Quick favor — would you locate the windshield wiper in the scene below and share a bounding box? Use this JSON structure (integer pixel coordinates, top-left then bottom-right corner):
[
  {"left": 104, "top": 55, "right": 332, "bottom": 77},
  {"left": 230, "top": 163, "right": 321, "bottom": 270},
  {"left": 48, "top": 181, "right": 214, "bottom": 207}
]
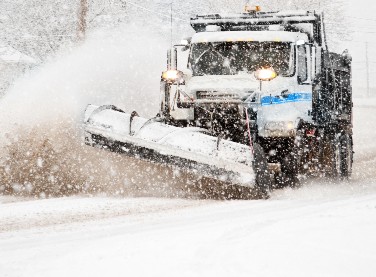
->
[{"left": 194, "top": 44, "right": 227, "bottom": 64}]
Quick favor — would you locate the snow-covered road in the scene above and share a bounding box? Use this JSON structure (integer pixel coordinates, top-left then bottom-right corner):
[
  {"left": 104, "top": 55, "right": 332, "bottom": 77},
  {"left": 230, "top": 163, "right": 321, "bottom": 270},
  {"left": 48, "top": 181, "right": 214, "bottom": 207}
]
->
[{"left": 0, "top": 101, "right": 376, "bottom": 277}]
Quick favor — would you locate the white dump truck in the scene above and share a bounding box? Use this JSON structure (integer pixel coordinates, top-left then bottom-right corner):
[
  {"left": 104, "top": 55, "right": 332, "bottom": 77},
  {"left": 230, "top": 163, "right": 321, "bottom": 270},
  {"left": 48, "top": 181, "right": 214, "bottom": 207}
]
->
[{"left": 84, "top": 7, "right": 353, "bottom": 198}]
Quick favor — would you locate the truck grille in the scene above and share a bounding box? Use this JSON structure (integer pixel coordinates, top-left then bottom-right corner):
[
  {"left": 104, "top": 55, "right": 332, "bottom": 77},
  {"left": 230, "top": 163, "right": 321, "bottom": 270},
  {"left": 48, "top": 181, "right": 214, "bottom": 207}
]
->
[{"left": 196, "top": 91, "right": 239, "bottom": 100}]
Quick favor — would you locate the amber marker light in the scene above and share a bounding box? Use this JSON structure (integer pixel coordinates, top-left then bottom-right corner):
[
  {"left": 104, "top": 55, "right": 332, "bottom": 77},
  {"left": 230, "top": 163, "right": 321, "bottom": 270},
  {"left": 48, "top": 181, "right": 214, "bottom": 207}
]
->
[{"left": 244, "top": 5, "right": 261, "bottom": 13}]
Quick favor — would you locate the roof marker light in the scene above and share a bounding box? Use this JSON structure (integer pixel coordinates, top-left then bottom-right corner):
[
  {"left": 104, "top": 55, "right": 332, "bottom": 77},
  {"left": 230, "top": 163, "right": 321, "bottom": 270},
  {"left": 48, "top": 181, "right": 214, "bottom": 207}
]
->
[{"left": 244, "top": 5, "right": 261, "bottom": 13}]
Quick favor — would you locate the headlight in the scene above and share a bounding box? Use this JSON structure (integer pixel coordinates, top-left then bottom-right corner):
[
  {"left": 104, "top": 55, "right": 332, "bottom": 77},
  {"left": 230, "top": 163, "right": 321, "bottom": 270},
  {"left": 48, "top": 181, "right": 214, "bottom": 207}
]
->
[
  {"left": 265, "top": 121, "right": 295, "bottom": 131},
  {"left": 264, "top": 121, "right": 296, "bottom": 137},
  {"left": 255, "top": 67, "right": 277, "bottom": 81},
  {"left": 161, "top": 70, "right": 184, "bottom": 84}
]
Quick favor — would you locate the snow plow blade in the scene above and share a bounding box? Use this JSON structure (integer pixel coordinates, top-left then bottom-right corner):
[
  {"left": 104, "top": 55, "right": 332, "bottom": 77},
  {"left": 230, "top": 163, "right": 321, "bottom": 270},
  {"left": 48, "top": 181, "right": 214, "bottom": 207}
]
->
[{"left": 83, "top": 105, "right": 258, "bottom": 190}]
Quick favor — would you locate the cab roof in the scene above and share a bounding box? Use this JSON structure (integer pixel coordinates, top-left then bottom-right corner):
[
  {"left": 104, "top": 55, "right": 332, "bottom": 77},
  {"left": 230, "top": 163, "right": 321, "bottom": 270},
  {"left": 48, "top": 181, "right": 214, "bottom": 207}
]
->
[{"left": 191, "top": 31, "right": 309, "bottom": 44}]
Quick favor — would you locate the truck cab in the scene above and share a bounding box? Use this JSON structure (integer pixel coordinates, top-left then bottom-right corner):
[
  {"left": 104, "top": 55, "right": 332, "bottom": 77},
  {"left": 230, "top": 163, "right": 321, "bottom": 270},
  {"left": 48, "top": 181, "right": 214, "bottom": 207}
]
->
[{"left": 159, "top": 9, "right": 353, "bottom": 186}]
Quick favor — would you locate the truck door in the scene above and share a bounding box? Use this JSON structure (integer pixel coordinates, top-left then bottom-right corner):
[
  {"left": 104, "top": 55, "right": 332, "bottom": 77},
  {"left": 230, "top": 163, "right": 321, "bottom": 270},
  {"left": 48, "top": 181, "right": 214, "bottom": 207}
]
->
[{"left": 296, "top": 43, "right": 313, "bottom": 121}]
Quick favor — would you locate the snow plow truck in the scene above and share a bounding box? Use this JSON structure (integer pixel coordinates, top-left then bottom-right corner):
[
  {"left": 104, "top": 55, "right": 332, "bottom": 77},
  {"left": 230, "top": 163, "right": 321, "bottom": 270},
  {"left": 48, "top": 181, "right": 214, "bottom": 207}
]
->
[{"left": 83, "top": 6, "right": 353, "bottom": 198}]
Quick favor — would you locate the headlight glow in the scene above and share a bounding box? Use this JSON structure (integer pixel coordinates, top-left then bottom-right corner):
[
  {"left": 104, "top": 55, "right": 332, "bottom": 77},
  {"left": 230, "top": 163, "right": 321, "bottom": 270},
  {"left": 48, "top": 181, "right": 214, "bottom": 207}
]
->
[
  {"left": 255, "top": 67, "right": 277, "bottom": 81},
  {"left": 286, "top": 121, "right": 294, "bottom": 130},
  {"left": 161, "top": 70, "right": 184, "bottom": 84},
  {"left": 263, "top": 121, "right": 296, "bottom": 137},
  {"left": 265, "top": 121, "right": 295, "bottom": 131},
  {"left": 162, "top": 70, "right": 178, "bottom": 80}
]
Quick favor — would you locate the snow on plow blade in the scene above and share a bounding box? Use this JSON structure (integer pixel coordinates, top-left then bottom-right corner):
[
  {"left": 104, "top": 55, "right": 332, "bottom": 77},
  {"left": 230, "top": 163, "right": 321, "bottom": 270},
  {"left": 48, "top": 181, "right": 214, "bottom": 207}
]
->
[{"left": 83, "top": 105, "right": 255, "bottom": 187}]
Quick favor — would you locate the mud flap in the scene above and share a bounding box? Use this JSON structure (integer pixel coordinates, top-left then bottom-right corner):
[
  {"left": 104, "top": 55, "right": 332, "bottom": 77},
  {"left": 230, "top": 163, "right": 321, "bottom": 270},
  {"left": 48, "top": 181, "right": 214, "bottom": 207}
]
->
[
  {"left": 279, "top": 135, "right": 302, "bottom": 188},
  {"left": 252, "top": 143, "right": 271, "bottom": 198}
]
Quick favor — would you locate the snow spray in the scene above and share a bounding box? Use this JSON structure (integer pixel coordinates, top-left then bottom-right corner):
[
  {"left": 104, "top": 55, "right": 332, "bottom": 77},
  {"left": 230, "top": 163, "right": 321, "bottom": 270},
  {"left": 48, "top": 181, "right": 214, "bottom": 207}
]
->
[{"left": 0, "top": 27, "right": 193, "bottom": 198}]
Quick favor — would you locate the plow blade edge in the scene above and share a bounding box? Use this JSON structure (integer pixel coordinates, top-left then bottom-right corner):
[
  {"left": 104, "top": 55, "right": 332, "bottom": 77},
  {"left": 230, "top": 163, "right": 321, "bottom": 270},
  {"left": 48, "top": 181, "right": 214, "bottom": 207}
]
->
[{"left": 83, "top": 105, "right": 256, "bottom": 187}]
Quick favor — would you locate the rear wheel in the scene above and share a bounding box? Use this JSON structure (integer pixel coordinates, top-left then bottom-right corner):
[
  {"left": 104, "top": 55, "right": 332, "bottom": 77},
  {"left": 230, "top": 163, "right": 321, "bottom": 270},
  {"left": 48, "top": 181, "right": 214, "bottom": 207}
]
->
[
  {"left": 329, "top": 136, "right": 341, "bottom": 178},
  {"left": 324, "top": 133, "right": 352, "bottom": 180},
  {"left": 340, "top": 134, "right": 353, "bottom": 179}
]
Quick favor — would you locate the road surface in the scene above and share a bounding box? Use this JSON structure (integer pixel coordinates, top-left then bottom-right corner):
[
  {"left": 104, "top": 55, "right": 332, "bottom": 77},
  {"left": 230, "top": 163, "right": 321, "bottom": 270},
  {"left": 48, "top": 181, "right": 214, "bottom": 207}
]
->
[{"left": 0, "top": 99, "right": 375, "bottom": 277}]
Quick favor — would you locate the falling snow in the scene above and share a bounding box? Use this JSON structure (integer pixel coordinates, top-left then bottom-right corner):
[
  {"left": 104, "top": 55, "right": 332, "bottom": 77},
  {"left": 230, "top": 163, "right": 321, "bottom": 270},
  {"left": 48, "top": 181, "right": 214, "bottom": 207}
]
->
[{"left": 0, "top": 1, "right": 376, "bottom": 277}]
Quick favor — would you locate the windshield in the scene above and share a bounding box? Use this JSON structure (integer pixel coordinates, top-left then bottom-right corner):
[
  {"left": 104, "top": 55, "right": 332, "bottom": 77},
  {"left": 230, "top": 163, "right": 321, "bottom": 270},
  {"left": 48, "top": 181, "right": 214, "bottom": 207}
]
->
[{"left": 189, "top": 41, "right": 293, "bottom": 76}]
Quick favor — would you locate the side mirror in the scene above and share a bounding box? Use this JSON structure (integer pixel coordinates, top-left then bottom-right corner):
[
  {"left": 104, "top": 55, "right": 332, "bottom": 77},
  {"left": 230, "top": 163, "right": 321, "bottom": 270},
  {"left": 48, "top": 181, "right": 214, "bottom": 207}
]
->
[
  {"left": 180, "top": 37, "right": 191, "bottom": 52},
  {"left": 342, "top": 49, "right": 352, "bottom": 66},
  {"left": 296, "top": 44, "right": 311, "bottom": 84},
  {"left": 297, "top": 75, "right": 304, "bottom": 84}
]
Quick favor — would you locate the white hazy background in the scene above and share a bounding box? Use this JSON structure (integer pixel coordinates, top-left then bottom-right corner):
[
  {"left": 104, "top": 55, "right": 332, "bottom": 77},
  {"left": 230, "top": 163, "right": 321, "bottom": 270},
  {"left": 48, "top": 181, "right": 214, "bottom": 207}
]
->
[
  {"left": 343, "top": 0, "right": 376, "bottom": 92},
  {"left": 0, "top": 27, "right": 167, "bottom": 132}
]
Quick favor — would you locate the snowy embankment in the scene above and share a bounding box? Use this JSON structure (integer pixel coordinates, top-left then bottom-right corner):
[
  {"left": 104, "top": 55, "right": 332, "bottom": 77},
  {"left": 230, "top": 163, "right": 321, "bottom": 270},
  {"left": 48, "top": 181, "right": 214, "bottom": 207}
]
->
[{"left": 0, "top": 100, "right": 375, "bottom": 277}]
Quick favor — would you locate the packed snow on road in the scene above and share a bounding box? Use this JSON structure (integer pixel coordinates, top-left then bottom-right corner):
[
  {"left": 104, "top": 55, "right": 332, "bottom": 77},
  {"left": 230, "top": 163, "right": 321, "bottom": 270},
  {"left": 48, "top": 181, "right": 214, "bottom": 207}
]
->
[{"left": 0, "top": 58, "right": 375, "bottom": 277}]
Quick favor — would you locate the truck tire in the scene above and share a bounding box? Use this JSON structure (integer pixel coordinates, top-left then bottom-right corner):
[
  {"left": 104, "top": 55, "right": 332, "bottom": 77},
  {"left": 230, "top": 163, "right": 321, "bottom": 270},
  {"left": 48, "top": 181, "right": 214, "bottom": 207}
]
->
[
  {"left": 332, "top": 139, "right": 341, "bottom": 178},
  {"left": 323, "top": 133, "right": 353, "bottom": 180},
  {"left": 252, "top": 143, "right": 271, "bottom": 197},
  {"left": 340, "top": 134, "right": 353, "bottom": 179},
  {"left": 326, "top": 134, "right": 341, "bottom": 179}
]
